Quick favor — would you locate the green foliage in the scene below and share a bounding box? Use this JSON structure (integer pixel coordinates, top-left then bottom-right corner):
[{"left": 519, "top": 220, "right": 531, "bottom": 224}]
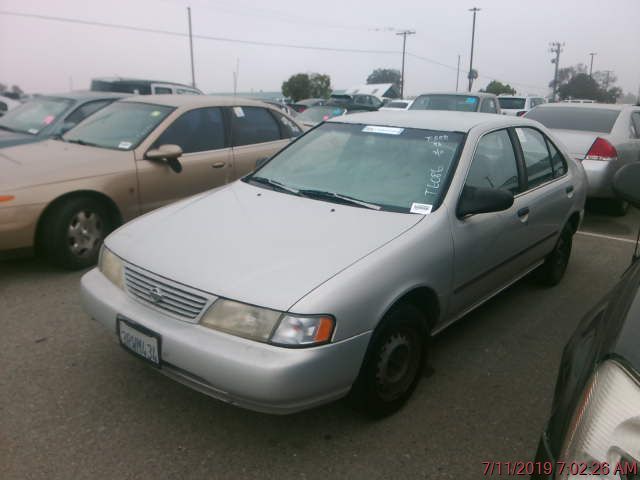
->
[
  {"left": 482, "top": 80, "right": 516, "bottom": 95},
  {"left": 281, "top": 73, "right": 331, "bottom": 102},
  {"left": 551, "top": 64, "right": 621, "bottom": 103},
  {"left": 366, "top": 68, "right": 401, "bottom": 89}
]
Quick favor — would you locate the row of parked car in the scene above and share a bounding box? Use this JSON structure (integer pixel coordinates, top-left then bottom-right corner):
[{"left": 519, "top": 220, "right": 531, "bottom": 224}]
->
[{"left": 2, "top": 85, "right": 639, "bottom": 475}]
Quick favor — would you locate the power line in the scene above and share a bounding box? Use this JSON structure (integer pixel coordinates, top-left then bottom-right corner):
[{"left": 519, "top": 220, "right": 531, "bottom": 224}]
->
[{"left": 0, "top": 9, "right": 548, "bottom": 92}]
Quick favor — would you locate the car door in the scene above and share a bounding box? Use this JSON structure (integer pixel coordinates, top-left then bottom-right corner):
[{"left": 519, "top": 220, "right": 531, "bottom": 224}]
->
[
  {"left": 229, "top": 106, "right": 297, "bottom": 177},
  {"left": 511, "top": 127, "right": 575, "bottom": 266},
  {"left": 448, "top": 128, "right": 533, "bottom": 318},
  {"left": 135, "top": 107, "right": 233, "bottom": 213}
]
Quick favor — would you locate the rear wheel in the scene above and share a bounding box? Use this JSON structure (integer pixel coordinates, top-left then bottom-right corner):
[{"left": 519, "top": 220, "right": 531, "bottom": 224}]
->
[
  {"left": 348, "top": 303, "right": 427, "bottom": 418},
  {"left": 535, "top": 224, "right": 573, "bottom": 286},
  {"left": 39, "top": 197, "right": 114, "bottom": 269}
]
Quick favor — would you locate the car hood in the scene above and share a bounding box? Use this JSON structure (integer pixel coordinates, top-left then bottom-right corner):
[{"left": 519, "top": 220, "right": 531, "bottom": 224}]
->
[
  {"left": 107, "top": 180, "right": 423, "bottom": 311},
  {"left": 0, "top": 139, "right": 131, "bottom": 191},
  {"left": 547, "top": 129, "right": 602, "bottom": 160}
]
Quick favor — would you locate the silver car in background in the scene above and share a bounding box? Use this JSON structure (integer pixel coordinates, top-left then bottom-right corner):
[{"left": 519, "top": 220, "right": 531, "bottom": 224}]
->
[
  {"left": 526, "top": 103, "right": 640, "bottom": 215},
  {"left": 81, "top": 111, "right": 586, "bottom": 417}
]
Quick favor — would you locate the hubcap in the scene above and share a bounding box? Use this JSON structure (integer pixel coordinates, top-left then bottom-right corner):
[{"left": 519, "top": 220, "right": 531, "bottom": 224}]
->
[
  {"left": 67, "top": 210, "right": 103, "bottom": 257},
  {"left": 375, "top": 331, "right": 420, "bottom": 402}
]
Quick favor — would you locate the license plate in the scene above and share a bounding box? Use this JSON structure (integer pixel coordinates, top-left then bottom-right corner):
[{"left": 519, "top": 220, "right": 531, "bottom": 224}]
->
[{"left": 117, "top": 317, "right": 161, "bottom": 367}]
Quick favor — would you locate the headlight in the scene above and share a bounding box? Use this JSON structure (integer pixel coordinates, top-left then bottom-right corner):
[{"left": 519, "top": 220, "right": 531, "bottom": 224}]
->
[
  {"left": 558, "top": 360, "right": 640, "bottom": 479},
  {"left": 98, "top": 245, "right": 124, "bottom": 290},
  {"left": 200, "top": 299, "right": 334, "bottom": 346}
]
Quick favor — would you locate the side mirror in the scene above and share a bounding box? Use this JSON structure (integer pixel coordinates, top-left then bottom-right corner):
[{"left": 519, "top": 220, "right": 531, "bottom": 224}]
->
[
  {"left": 255, "top": 157, "right": 270, "bottom": 170},
  {"left": 457, "top": 186, "right": 514, "bottom": 218},
  {"left": 613, "top": 163, "right": 640, "bottom": 208},
  {"left": 146, "top": 144, "right": 183, "bottom": 173}
]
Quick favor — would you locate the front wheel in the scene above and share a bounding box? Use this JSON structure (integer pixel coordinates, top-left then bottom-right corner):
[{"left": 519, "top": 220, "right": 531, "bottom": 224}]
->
[
  {"left": 535, "top": 224, "right": 573, "bottom": 287},
  {"left": 39, "top": 197, "right": 114, "bottom": 269},
  {"left": 348, "top": 303, "right": 427, "bottom": 418}
]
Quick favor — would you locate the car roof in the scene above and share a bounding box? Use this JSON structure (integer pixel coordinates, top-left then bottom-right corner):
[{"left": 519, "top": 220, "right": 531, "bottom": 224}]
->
[
  {"left": 535, "top": 102, "right": 631, "bottom": 111},
  {"left": 328, "top": 110, "right": 537, "bottom": 132},
  {"left": 120, "top": 95, "right": 279, "bottom": 109},
  {"left": 415, "top": 91, "right": 498, "bottom": 99},
  {"left": 40, "top": 91, "right": 127, "bottom": 101},
  {"left": 92, "top": 77, "right": 196, "bottom": 88}
]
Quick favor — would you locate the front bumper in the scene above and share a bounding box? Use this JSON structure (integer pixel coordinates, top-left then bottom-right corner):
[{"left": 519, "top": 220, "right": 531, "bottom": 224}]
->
[
  {"left": 80, "top": 268, "right": 371, "bottom": 414},
  {"left": 582, "top": 159, "right": 621, "bottom": 198}
]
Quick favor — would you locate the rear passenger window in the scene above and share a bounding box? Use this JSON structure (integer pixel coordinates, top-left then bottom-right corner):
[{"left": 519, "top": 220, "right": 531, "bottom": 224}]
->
[
  {"left": 546, "top": 140, "right": 567, "bottom": 177},
  {"left": 515, "top": 128, "right": 554, "bottom": 188},
  {"left": 480, "top": 99, "right": 497, "bottom": 113},
  {"left": 271, "top": 111, "right": 302, "bottom": 138},
  {"left": 466, "top": 129, "right": 520, "bottom": 194},
  {"left": 154, "top": 87, "right": 173, "bottom": 94},
  {"left": 154, "top": 107, "right": 226, "bottom": 153},
  {"left": 231, "top": 106, "right": 281, "bottom": 146}
]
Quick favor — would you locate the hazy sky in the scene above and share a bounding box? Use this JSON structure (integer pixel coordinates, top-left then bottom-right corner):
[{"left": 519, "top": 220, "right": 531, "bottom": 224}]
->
[{"left": 1, "top": 0, "right": 639, "bottom": 97}]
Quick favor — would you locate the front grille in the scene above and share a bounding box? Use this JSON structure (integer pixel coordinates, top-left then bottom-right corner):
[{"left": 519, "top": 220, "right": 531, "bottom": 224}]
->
[{"left": 124, "top": 266, "right": 209, "bottom": 320}]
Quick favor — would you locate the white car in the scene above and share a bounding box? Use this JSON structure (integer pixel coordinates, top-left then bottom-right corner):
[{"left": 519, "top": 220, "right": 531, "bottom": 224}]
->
[
  {"left": 0, "top": 96, "right": 21, "bottom": 117},
  {"left": 498, "top": 96, "right": 546, "bottom": 116},
  {"left": 380, "top": 99, "right": 414, "bottom": 111}
]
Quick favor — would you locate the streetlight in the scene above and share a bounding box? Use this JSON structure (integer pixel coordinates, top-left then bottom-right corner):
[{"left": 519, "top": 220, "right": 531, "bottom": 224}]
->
[
  {"left": 396, "top": 30, "right": 415, "bottom": 99},
  {"left": 467, "top": 7, "right": 481, "bottom": 92},
  {"left": 589, "top": 52, "right": 597, "bottom": 77}
]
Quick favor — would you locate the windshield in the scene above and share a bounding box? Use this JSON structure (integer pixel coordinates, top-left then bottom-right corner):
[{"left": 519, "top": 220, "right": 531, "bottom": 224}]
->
[
  {"left": 297, "top": 106, "right": 346, "bottom": 124},
  {"left": 498, "top": 97, "right": 526, "bottom": 110},
  {"left": 525, "top": 107, "right": 620, "bottom": 133},
  {"left": 410, "top": 94, "right": 479, "bottom": 112},
  {"left": 63, "top": 102, "right": 174, "bottom": 149},
  {"left": 0, "top": 97, "right": 72, "bottom": 135},
  {"left": 248, "top": 122, "right": 465, "bottom": 212}
]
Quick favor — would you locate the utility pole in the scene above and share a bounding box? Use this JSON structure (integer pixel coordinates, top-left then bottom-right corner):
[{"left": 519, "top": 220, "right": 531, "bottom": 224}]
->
[
  {"left": 396, "top": 29, "right": 415, "bottom": 99},
  {"left": 549, "top": 41, "right": 564, "bottom": 102},
  {"left": 456, "top": 54, "right": 461, "bottom": 92},
  {"left": 589, "top": 52, "right": 597, "bottom": 77},
  {"left": 603, "top": 70, "right": 613, "bottom": 90},
  {"left": 187, "top": 7, "right": 196, "bottom": 88},
  {"left": 467, "top": 7, "right": 481, "bottom": 92}
]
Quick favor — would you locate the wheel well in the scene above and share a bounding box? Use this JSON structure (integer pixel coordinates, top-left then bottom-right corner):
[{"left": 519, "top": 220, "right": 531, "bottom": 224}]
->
[
  {"left": 568, "top": 211, "right": 581, "bottom": 234},
  {"left": 34, "top": 191, "right": 122, "bottom": 251},
  {"left": 392, "top": 287, "right": 440, "bottom": 333}
]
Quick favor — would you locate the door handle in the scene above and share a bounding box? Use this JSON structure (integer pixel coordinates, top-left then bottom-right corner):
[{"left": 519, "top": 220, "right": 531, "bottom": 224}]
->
[
  {"left": 517, "top": 207, "right": 530, "bottom": 220},
  {"left": 566, "top": 185, "right": 574, "bottom": 194},
  {"left": 211, "top": 161, "right": 226, "bottom": 168}
]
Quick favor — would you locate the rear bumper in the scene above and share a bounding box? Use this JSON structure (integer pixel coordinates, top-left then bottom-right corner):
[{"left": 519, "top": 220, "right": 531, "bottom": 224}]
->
[
  {"left": 0, "top": 203, "right": 43, "bottom": 251},
  {"left": 80, "top": 268, "right": 371, "bottom": 414},
  {"left": 581, "top": 159, "right": 620, "bottom": 198}
]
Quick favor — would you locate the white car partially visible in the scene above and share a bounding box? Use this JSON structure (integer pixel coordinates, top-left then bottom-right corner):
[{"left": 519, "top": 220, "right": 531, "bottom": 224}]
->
[
  {"left": 0, "top": 96, "right": 21, "bottom": 117},
  {"left": 498, "top": 96, "right": 545, "bottom": 116}
]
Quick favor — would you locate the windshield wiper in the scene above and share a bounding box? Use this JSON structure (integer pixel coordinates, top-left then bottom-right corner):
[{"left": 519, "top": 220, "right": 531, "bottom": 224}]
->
[
  {"left": 249, "top": 176, "right": 301, "bottom": 195},
  {"left": 64, "top": 138, "right": 100, "bottom": 147},
  {"left": 299, "top": 189, "right": 381, "bottom": 210}
]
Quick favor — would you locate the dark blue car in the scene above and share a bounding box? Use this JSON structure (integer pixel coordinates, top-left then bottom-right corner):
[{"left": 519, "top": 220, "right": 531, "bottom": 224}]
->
[{"left": 0, "top": 91, "right": 124, "bottom": 148}]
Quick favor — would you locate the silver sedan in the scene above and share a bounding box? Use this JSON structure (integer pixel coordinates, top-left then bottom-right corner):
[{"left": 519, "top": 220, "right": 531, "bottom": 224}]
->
[
  {"left": 81, "top": 111, "right": 586, "bottom": 417},
  {"left": 526, "top": 103, "right": 640, "bottom": 215}
]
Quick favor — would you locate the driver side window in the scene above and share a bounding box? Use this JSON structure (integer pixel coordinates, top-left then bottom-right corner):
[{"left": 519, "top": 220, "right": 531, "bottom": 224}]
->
[{"left": 466, "top": 129, "right": 520, "bottom": 194}]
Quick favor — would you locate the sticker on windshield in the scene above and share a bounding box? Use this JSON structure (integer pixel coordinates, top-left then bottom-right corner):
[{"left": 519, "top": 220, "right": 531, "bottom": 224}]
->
[
  {"left": 118, "top": 141, "right": 132, "bottom": 149},
  {"left": 362, "top": 125, "right": 404, "bottom": 135},
  {"left": 233, "top": 107, "right": 245, "bottom": 118},
  {"left": 150, "top": 110, "right": 162, "bottom": 117},
  {"left": 28, "top": 128, "right": 39, "bottom": 135},
  {"left": 465, "top": 97, "right": 477, "bottom": 104},
  {"left": 410, "top": 203, "right": 433, "bottom": 215}
]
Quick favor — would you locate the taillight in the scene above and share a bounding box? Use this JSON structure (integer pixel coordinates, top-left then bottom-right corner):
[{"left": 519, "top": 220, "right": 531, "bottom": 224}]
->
[{"left": 585, "top": 137, "right": 618, "bottom": 161}]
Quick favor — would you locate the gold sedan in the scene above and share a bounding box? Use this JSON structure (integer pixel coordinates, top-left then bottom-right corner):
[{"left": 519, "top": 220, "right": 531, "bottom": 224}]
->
[{"left": 0, "top": 96, "right": 302, "bottom": 268}]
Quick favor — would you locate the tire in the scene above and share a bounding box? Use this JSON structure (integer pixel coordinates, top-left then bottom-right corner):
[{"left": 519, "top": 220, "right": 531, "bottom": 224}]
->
[
  {"left": 607, "top": 198, "right": 629, "bottom": 217},
  {"left": 535, "top": 224, "right": 573, "bottom": 287},
  {"left": 39, "top": 196, "right": 114, "bottom": 270},
  {"left": 348, "top": 303, "right": 428, "bottom": 418}
]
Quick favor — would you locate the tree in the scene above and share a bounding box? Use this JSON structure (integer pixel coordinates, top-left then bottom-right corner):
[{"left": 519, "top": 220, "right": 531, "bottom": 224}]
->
[
  {"left": 366, "top": 68, "right": 401, "bottom": 89},
  {"left": 309, "top": 73, "right": 331, "bottom": 99},
  {"left": 482, "top": 80, "right": 516, "bottom": 95},
  {"left": 558, "top": 74, "right": 601, "bottom": 101},
  {"left": 281, "top": 72, "right": 331, "bottom": 102},
  {"left": 550, "top": 64, "right": 621, "bottom": 103}
]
